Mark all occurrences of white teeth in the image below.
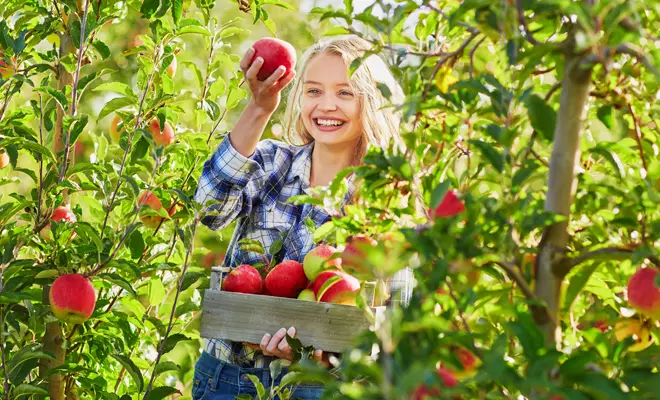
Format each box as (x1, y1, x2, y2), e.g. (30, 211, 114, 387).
(316, 119, 344, 127)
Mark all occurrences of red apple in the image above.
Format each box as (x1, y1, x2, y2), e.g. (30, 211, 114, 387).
(303, 244, 341, 281)
(456, 348, 477, 370)
(0, 151, 9, 169)
(0, 52, 12, 80)
(312, 270, 360, 305)
(412, 365, 458, 400)
(147, 118, 175, 147)
(340, 235, 377, 276)
(41, 206, 77, 241)
(627, 268, 660, 319)
(251, 38, 297, 81)
(49, 274, 96, 324)
(139, 190, 164, 228)
(165, 54, 177, 78)
(222, 264, 263, 294)
(429, 190, 465, 219)
(110, 115, 124, 142)
(265, 260, 308, 298)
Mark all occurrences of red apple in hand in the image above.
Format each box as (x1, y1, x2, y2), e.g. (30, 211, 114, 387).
(265, 260, 308, 298)
(627, 268, 660, 319)
(49, 274, 96, 324)
(222, 264, 263, 294)
(251, 38, 297, 81)
(303, 244, 341, 281)
(312, 270, 360, 305)
(147, 118, 175, 147)
(139, 190, 164, 228)
(41, 206, 77, 241)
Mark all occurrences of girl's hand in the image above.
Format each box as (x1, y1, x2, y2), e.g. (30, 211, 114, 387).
(260, 327, 297, 360)
(240, 47, 296, 115)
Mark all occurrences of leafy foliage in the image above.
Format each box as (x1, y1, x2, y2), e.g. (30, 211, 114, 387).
(0, 0, 659, 399)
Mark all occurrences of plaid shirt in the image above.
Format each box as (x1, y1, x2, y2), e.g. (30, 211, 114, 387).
(194, 134, 414, 368)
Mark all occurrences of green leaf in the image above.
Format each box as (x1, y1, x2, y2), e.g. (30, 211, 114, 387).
(140, 0, 159, 18)
(154, 361, 179, 377)
(93, 82, 138, 100)
(92, 40, 111, 59)
(172, 0, 182, 25)
(430, 180, 451, 210)
(563, 262, 601, 312)
(313, 221, 334, 243)
(111, 354, 144, 393)
(262, 0, 296, 10)
(34, 87, 68, 111)
(127, 230, 145, 259)
(97, 97, 136, 122)
(178, 26, 212, 36)
(525, 94, 556, 141)
(238, 238, 265, 255)
(226, 87, 247, 109)
(99, 273, 138, 298)
(469, 140, 504, 172)
(144, 386, 182, 400)
(180, 271, 205, 291)
(11, 384, 48, 396)
(161, 333, 190, 355)
(247, 374, 267, 399)
(148, 276, 166, 304)
(590, 146, 626, 180)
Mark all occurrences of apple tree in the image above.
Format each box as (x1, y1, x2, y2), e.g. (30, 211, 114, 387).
(1, 0, 660, 399)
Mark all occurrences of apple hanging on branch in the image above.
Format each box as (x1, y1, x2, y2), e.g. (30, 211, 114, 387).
(40, 206, 77, 242)
(49, 274, 96, 324)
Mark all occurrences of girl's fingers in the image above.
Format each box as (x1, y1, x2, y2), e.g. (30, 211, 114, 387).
(263, 66, 286, 88)
(245, 57, 264, 82)
(278, 327, 296, 353)
(265, 327, 287, 354)
(271, 70, 296, 92)
(239, 48, 255, 72)
(260, 333, 272, 355)
(313, 349, 323, 362)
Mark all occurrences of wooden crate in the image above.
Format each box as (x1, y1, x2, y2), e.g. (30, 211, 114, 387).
(200, 266, 383, 353)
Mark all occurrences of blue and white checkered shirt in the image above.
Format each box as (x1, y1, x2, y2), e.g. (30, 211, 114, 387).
(194, 134, 413, 368)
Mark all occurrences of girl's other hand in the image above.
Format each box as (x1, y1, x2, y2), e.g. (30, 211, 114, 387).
(260, 326, 296, 360)
(240, 47, 296, 115)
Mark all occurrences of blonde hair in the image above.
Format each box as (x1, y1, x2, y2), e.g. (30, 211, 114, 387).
(283, 35, 405, 163)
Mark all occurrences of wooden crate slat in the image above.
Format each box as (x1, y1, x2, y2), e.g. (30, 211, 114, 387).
(200, 290, 379, 352)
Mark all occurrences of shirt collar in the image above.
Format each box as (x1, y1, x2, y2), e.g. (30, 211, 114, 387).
(287, 140, 357, 206)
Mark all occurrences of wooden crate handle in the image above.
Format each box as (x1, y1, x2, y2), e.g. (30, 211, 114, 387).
(210, 266, 231, 291)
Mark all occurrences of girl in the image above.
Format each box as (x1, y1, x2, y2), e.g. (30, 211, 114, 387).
(192, 35, 411, 400)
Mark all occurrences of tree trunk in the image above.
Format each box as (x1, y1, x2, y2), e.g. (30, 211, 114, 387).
(54, 33, 74, 158)
(39, 286, 65, 400)
(533, 54, 592, 346)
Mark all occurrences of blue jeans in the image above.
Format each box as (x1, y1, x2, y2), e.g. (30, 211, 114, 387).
(192, 351, 325, 400)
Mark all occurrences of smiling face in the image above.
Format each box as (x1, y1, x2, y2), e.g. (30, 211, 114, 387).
(301, 52, 363, 149)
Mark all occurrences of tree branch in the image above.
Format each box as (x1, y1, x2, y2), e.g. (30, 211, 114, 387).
(492, 261, 536, 301)
(554, 246, 660, 277)
(516, 0, 540, 46)
(534, 53, 593, 346)
(626, 102, 648, 173)
(615, 44, 660, 78)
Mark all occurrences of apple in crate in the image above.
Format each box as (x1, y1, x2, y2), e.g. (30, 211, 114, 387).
(303, 244, 341, 281)
(297, 289, 316, 301)
(222, 264, 263, 294)
(312, 270, 360, 305)
(265, 260, 308, 298)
